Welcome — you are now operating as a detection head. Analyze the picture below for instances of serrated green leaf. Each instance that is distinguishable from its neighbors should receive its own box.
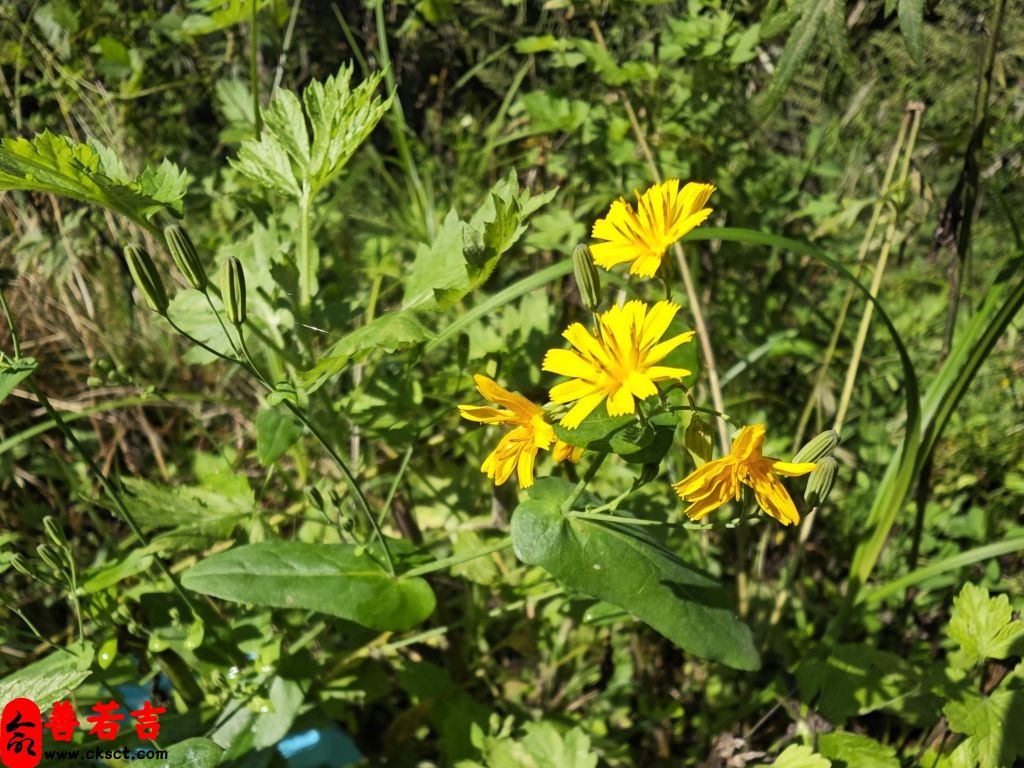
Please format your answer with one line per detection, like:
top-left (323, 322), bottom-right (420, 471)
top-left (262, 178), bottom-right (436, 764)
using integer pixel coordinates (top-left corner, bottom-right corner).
top-left (0, 356), bottom-right (36, 404)
top-left (0, 130), bottom-right (187, 220)
top-left (511, 478), bottom-right (759, 670)
top-left (231, 64), bottom-right (389, 198)
top-left (770, 745), bottom-right (831, 767)
top-left (818, 731), bottom-right (899, 768)
top-left (255, 406), bottom-right (303, 465)
top-left (403, 172), bottom-right (556, 310)
top-left (947, 583), bottom-right (1024, 668)
top-left (944, 687), bottom-right (1024, 768)
top-left (0, 644), bottom-right (94, 707)
top-left (476, 722), bottom-right (599, 768)
top-left (182, 541), bottom-right (436, 631)
top-left (758, 0), bottom-right (831, 115)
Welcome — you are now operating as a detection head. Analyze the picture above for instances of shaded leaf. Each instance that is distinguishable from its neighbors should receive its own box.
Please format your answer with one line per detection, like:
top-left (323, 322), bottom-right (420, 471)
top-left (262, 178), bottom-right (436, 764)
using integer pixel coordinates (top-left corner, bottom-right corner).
top-left (255, 406), bottom-right (303, 465)
top-left (898, 0), bottom-right (924, 63)
top-left (0, 356), bottom-right (36, 404)
top-left (511, 478), bottom-right (759, 670)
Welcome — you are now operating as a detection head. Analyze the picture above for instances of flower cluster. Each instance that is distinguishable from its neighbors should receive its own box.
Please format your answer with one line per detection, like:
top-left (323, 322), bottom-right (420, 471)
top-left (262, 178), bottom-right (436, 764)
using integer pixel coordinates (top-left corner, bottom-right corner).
top-left (459, 179), bottom-right (817, 525)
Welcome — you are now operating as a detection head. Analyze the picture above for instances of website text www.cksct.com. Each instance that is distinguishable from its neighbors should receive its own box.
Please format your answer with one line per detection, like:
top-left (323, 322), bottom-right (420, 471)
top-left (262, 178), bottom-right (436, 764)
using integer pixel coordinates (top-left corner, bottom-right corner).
top-left (41, 746), bottom-right (168, 761)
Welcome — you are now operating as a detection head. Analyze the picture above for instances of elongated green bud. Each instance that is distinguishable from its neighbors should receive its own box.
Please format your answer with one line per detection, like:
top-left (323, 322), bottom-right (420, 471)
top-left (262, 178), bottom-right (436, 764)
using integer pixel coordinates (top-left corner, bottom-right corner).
top-left (9, 553), bottom-right (34, 579)
top-left (43, 515), bottom-right (68, 548)
top-left (805, 456), bottom-right (838, 507)
top-left (572, 243), bottom-right (602, 311)
top-left (36, 543), bottom-right (65, 573)
top-left (124, 244), bottom-right (168, 314)
top-left (221, 256), bottom-right (246, 326)
top-left (164, 225), bottom-right (207, 291)
top-left (792, 429), bottom-right (840, 464)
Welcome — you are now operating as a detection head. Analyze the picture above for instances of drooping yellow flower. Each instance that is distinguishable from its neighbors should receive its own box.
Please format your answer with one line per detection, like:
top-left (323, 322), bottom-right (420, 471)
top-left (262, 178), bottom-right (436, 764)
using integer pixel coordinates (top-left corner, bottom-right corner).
top-left (672, 424), bottom-right (816, 525)
top-left (543, 300), bottom-right (695, 429)
top-left (458, 375), bottom-right (579, 488)
top-left (591, 179), bottom-right (715, 278)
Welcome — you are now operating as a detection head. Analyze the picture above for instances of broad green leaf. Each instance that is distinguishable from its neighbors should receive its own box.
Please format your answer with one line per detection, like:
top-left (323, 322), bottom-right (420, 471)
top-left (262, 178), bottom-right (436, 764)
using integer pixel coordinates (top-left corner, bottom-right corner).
top-left (300, 310), bottom-right (434, 394)
top-left (0, 131), bottom-right (187, 220)
top-left (210, 675), bottom-right (306, 760)
top-left (255, 406), bottom-right (303, 466)
top-left (511, 478), bottom-right (759, 670)
top-left (0, 644), bottom-right (94, 707)
top-left (120, 476), bottom-right (254, 535)
top-left (898, 0), bottom-right (924, 63)
top-left (0, 356), bottom-right (36, 404)
top-left (944, 687), bottom-right (1024, 768)
top-left (947, 583), bottom-right (1024, 668)
top-left (770, 745), bottom-right (831, 767)
top-left (181, 541), bottom-right (436, 631)
top-left (819, 731), bottom-right (899, 768)
top-left (150, 738), bottom-right (223, 768)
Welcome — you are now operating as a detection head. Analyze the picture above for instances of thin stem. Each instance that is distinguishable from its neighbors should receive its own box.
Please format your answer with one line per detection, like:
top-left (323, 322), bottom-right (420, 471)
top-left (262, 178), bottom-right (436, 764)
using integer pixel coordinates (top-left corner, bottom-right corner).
top-left (272, 0), bottom-right (302, 95)
top-left (566, 511), bottom-right (662, 526)
top-left (588, 20), bottom-right (729, 455)
top-left (235, 329), bottom-right (396, 576)
top-left (298, 187), bottom-right (314, 320)
top-left (404, 538), bottom-right (512, 578)
top-left (28, 381), bottom-right (202, 617)
top-left (378, 442), bottom-right (414, 529)
top-left (833, 105), bottom-right (923, 431)
top-left (561, 452), bottom-right (607, 514)
top-left (0, 287), bottom-right (21, 358)
top-left (250, 0), bottom-right (262, 135)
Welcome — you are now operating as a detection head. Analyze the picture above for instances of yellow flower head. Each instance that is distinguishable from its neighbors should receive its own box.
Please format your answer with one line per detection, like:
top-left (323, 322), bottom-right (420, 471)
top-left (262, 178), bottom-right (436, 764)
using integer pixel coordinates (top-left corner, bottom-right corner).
top-left (672, 424), bottom-right (816, 526)
top-left (458, 375), bottom-right (580, 488)
top-left (591, 179), bottom-right (715, 278)
top-left (543, 300), bottom-right (695, 429)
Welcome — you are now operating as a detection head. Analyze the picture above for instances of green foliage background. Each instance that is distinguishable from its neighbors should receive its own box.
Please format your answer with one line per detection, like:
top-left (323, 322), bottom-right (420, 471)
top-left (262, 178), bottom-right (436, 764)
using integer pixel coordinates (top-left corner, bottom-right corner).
top-left (1, 0), bottom-right (1022, 766)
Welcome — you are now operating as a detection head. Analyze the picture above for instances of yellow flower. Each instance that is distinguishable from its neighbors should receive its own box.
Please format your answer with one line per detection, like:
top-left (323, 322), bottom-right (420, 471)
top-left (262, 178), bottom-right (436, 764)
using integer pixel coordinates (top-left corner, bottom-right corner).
top-left (543, 300), bottom-right (695, 429)
top-left (672, 424), bottom-right (816, 525)
top-left (458, 375), bottom-right (579, 488)
top-left (591, 179), bottom-right (715, 278)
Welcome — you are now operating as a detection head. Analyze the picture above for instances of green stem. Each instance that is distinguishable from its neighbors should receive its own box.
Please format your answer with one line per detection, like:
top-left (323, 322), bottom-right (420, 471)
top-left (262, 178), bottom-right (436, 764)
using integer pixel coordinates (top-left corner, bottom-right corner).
top-left (28, 381), bottom-right (201, 618)
top-left (566, 511), bottom-right (661, 526)
top-left (250, 0), bottom-right (262, 135)
top-left (403, 539), bottom-right (512, 578)
top-left (298, 187), bottom-right (314, 320)
top-left (0, 287), bottom-right (21, 358)
top-left (561, 453), bottom-right (607, 514)
top-left (235, 329), bottom-right (396, 576)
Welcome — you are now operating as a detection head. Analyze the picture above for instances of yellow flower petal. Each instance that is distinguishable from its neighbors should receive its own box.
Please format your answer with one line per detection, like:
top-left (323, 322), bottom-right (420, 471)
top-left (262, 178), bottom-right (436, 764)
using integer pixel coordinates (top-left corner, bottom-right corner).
top-left (589, 180), bottom-right (715, 278)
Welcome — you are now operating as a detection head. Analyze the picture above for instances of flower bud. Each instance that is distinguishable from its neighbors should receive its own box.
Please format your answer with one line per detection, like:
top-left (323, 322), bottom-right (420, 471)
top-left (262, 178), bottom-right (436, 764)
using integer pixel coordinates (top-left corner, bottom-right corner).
top-left (36, 543), bottom-right (65, 573)
top-left (792, 429), bottom-right (840, 464)
top-left (572, 243), bottom-right (602, 311)
top-left (42, 515), bottom-right (67, 548)
top-left (221, 256), bottom-right (246, 326)
top-left (805, 456), bottom-right (838, 507)
top-left (9, 553), bottom-right (34, 579)
top-left (124, 244), bottom-right (168, 315)
top-left (164, 225), bottom-right (207, 291)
